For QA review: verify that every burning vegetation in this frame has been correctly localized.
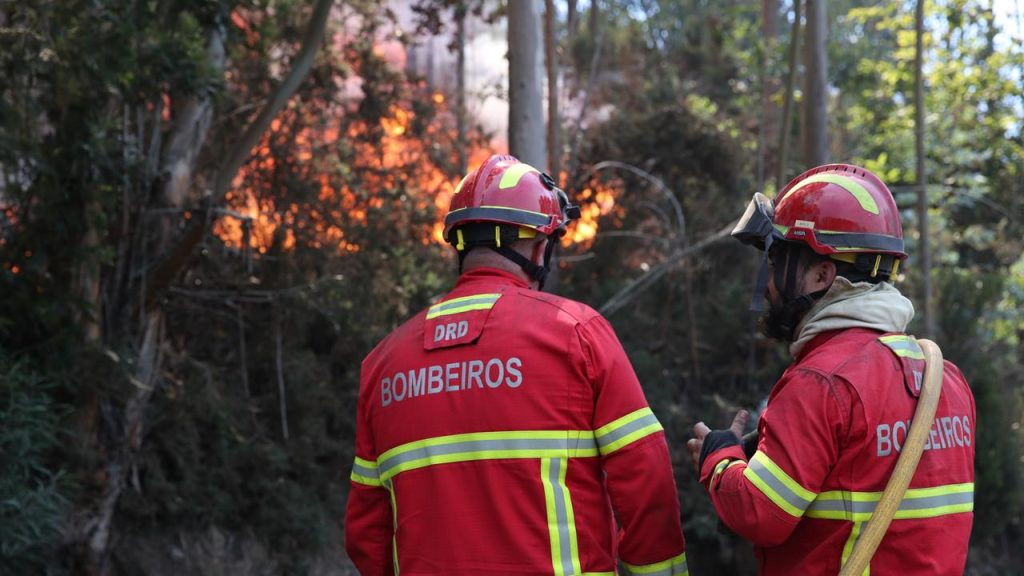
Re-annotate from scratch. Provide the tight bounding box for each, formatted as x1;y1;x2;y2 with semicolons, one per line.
213;12;615;260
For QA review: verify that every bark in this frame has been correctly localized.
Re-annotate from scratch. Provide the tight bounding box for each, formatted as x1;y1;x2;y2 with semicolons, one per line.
508;0;547;168
145;0;334;308
75;312;164;575
545;0;560;178
567;0;578;39
456;1;468;175
915;0;933;337
275;304;289;441
776;0;802;190
758;0;779;190
802;0;829;166
70;0;334;570
212;0;334;199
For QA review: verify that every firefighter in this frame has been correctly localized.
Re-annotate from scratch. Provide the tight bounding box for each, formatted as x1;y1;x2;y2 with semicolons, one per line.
686;164;976;575
345;154;688;575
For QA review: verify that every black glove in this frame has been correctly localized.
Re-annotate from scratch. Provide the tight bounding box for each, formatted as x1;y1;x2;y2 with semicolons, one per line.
698;429;741;472
742;430;759;460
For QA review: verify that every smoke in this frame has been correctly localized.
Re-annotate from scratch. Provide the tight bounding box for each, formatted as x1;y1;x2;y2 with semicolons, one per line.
392;1;510;151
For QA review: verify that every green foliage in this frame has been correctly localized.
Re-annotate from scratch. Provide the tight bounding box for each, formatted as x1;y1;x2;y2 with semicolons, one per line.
0;352;69;573
934;269;1024;571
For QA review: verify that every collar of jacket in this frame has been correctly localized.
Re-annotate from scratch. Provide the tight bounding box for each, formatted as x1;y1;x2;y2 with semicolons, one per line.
790;276;916;358
454;266;531;290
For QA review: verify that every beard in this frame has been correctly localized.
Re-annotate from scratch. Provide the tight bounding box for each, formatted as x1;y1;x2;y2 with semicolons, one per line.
758;296;816;342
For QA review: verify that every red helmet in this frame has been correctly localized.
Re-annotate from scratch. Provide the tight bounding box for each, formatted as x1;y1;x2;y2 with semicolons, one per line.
734;163;906;260
443;155;579;247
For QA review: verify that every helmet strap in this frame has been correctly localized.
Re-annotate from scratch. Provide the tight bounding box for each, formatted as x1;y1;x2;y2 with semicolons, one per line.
451;224;556;289
757;243;829;341
761;288;829;341
749;235;775;312
490;244;549;289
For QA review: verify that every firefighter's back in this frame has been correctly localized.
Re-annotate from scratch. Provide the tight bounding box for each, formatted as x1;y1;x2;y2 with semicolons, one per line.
781;327;975;575
359;267;619;575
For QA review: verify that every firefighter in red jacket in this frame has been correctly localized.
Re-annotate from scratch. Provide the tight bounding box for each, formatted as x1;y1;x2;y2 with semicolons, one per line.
687;164;975;575
346;155;688;575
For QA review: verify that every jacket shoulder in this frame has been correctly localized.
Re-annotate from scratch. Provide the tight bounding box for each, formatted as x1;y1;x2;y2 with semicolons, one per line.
796;328;897;376
514;289;602;326
362;308;428;367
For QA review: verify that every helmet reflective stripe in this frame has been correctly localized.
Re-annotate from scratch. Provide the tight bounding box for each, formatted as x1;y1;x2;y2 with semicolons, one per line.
786;173;880;215
453;173;470;195
772;224;904;254
444;206;553;232
498;162;540;189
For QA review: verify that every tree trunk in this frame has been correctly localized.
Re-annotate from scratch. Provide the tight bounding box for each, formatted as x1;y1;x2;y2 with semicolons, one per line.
508;0;547;168
456;1;468;175
915;0;933;338
802;0;829;166
776;0;802;190
545;0;560;179
758;0;779;190
70;0;334;570
567;0;578;40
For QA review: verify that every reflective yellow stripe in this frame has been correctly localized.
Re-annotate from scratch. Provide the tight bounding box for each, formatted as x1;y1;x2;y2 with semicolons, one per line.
742;451;817;517
453;174;469;195
426;293;502;319
377;430;599;482
622;552;688;575
840;521;869;576
788;173;880;215
350;472;382;486
542;458;582;575
479;204;551;218
878;334;925;360
498;163;540;189
594;407;664;455
382;478;400;574
351;456;382;487
712;458;744;481
806;482;974;521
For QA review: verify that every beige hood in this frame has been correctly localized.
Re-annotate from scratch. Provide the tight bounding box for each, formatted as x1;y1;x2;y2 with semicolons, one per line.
790;276;916;357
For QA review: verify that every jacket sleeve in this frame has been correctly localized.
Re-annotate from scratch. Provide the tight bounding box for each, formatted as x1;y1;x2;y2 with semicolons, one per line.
698;368;849;547
577;316;688;575
344;364;395;576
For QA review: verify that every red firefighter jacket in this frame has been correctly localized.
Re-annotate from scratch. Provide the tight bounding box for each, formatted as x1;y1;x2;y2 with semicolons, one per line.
700;327;975;575
345;267;687;576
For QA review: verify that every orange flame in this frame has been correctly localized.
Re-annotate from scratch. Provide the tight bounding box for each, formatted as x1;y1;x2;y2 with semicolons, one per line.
213;16;616;262
562;176;620;249
215;79;497;257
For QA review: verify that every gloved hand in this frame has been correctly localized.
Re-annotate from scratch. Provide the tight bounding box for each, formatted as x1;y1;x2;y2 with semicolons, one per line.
687;410;751;473
742;430;759;460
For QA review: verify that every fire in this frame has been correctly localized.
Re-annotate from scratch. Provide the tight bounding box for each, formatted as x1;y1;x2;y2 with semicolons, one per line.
214;81;496;257
212;12;615;263
563;176;620;249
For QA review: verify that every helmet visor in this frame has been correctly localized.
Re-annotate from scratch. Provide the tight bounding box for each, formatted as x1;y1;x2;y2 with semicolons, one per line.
731;192;776;249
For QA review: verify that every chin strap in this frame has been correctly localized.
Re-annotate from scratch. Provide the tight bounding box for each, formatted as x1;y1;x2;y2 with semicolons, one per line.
774;288;828;341
453;225;558;290
490;245;550;289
